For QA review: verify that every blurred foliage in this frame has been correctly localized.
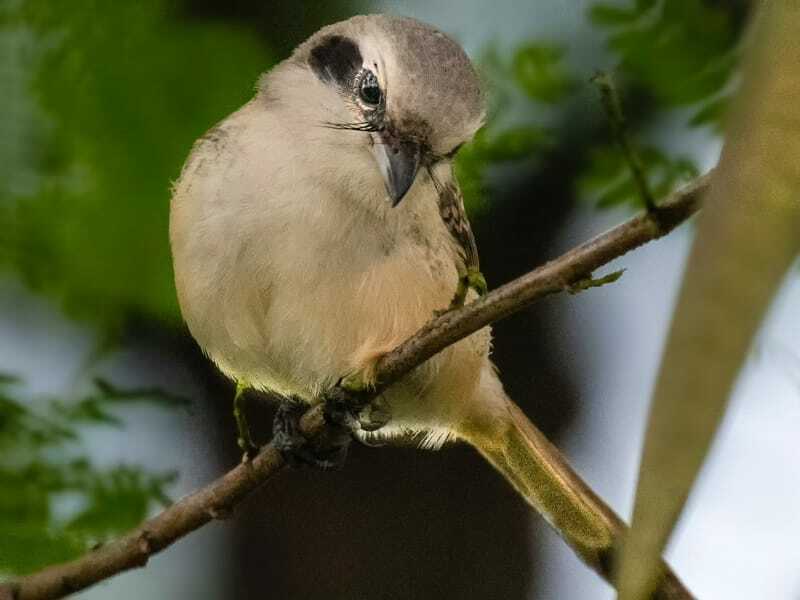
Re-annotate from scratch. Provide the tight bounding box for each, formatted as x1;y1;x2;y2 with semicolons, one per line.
579;144;697;208
0;374;186;574
590;0;741;123
579;0;744;208
0;0;272;331
455;43;570;212
512;43;576;104
459;0;744;213
455;124;551;213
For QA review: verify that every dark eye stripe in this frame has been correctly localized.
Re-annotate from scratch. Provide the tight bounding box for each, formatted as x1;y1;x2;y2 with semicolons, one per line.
309;35;361;89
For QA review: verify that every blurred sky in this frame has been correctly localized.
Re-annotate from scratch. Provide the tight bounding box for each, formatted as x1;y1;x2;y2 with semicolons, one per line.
2;2;798;599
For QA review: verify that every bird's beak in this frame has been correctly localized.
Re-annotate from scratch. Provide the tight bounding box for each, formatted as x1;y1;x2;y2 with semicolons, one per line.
371;133;421;206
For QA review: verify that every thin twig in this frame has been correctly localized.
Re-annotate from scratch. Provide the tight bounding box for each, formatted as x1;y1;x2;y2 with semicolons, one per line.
593;71;657;212
0;172;710;600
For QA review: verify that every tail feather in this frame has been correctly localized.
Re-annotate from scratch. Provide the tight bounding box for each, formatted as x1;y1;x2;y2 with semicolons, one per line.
461;386;616;570
457;373;691;597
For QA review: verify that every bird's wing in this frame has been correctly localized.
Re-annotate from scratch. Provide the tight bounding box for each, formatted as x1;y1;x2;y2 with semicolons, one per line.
435;176;480;272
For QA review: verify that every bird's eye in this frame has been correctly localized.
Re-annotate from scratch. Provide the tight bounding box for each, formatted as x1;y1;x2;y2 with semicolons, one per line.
359;71;382;106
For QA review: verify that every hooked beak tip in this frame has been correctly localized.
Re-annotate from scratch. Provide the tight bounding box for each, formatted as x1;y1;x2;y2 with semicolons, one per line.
372;136;422;206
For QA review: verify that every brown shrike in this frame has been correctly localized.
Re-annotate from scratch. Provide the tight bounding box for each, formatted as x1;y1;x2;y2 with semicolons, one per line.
171;16;557;518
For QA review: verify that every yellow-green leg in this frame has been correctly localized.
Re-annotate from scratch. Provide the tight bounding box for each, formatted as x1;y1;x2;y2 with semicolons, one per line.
466;266;488;297
449;265;488;310
233;382;257;460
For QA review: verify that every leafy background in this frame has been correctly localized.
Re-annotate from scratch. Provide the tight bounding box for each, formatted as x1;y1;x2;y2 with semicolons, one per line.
4;1;796;599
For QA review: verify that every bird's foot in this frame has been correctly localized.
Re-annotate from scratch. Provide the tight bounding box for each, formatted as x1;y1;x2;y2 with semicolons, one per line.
238;436;260;463
466;267;488;297
327;375;391;432
438;267;488;315
272;398;351;470
356;395;392;432
273;375;390;469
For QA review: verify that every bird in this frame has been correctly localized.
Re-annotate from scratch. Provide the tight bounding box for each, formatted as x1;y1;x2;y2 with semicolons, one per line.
169;14;583;529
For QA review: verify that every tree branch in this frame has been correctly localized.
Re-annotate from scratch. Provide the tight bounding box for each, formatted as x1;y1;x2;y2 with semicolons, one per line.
0;172;710;600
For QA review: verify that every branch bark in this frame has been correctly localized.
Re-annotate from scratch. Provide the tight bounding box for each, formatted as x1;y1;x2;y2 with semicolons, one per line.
0;172;710;600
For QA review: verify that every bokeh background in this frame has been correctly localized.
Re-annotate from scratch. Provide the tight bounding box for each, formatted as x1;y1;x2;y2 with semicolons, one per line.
2;1;799;598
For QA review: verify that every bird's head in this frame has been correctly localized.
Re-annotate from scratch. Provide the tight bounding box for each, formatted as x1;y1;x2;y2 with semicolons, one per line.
264;15;485;206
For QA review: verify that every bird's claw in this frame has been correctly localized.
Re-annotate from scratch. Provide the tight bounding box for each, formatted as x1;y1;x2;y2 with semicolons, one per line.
323;383;363;430
442;267;488;312
466;267;488;297
238;436;260;463
357;396;392;431
273;398;351;470
325;377;391;433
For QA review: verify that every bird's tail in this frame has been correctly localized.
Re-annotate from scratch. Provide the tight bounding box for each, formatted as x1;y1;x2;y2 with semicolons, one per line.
459;373;693;596
458;370;620;578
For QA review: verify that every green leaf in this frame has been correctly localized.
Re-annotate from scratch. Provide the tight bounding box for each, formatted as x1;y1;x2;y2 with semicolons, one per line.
481;126;550;162
92;377;189;409
512;43;575;103
689;95;730;128
594;0;740;109
596;177;637;208
0;527;86;574
578;144;697;209
589;4;642;26
567;268;625;294
455;124;551;215
65;467;176;538
0;373;19;386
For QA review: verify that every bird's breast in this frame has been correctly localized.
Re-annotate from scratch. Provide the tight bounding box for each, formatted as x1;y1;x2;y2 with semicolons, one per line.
256;205;461;396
